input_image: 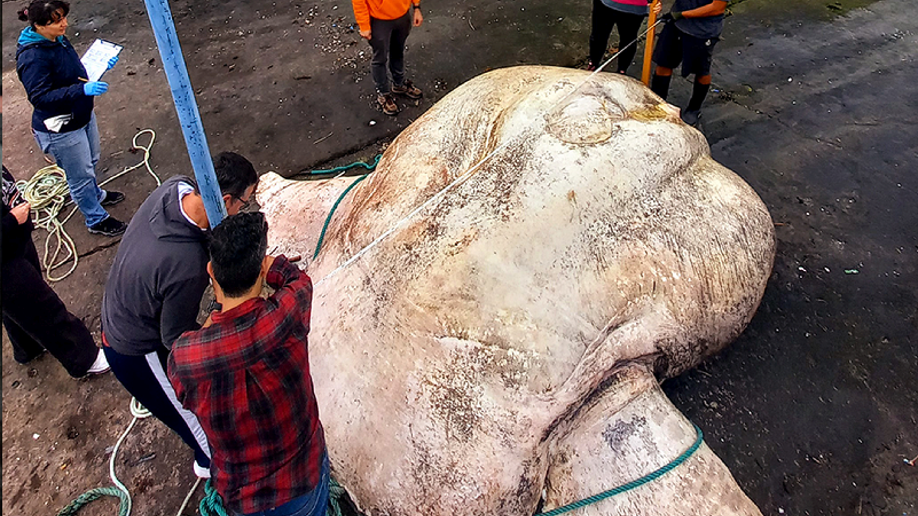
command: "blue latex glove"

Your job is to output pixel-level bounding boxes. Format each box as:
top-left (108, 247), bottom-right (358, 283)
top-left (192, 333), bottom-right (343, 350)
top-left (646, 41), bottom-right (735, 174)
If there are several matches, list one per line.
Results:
top-left (83, 81), bottom-right (109, 96)
top-left (107, 55), bottom-right (119, 70)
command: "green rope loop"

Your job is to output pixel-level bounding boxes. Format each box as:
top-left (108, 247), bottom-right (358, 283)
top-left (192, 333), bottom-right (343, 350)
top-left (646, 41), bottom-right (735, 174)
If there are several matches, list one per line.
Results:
top-left (308, 154), bottom-right (383, 261)
top-left (313, 174), bottom-right (370, 260)
top-left (308, 154), bottom-right (381, 176)
top-left (535, 424), bottom-right (704, 516)
top-left (56, 486), bottom-right (129, 516)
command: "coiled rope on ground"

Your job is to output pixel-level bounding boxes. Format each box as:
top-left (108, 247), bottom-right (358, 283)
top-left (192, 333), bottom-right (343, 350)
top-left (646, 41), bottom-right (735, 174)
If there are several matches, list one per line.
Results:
top-left (16, 129), bottom-right (160, 282)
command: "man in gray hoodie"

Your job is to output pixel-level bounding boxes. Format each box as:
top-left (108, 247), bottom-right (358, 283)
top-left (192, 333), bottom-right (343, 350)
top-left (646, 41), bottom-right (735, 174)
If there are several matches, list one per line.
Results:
top-left (100, 152), bottom-right (258, 478)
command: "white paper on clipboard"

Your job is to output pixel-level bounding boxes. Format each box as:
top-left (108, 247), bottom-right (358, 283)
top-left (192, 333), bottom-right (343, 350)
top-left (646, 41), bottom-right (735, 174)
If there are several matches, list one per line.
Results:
top-left (80, 39), bottom-right (123, 82)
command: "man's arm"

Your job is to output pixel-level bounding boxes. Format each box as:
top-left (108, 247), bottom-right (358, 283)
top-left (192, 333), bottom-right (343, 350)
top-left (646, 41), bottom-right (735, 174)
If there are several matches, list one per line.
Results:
top-left (253, 255), bottom-right (313, 351)
top-left (681, 0), bottom-right (727, 18)
top-left (412, 3), bottom-right (423, 27)
top-left (352, 0), bottom-right (372, 39)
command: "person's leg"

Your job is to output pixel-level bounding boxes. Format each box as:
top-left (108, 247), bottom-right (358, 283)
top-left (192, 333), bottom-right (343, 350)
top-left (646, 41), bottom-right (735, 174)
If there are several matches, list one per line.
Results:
top-left (305, 454), bottom-right (331, 516)
top-left (1, 244), bottom-right (98, 376)
top-left (650, 23), bottom-right (683, 99)
top-left (388, 10), bottom-right (412, 88)
top-left (278, 453), bottom-right (331, 516)
top-left (614, 11), bottom-right (644, 74)
top-left (3, 315), bottom-right (46, 364)
top-left (687, 74), bottom-right (712, 111)
top-left (103, 345), bottom-right (212, 470)
top-left (679, 35), bottom-right (718, 124)
top-left (84, 114), bottom-right (110, 204)
top-left (369, 17), bottom-right (394, 94)
top-left (588, 0), bottom-right (615, 69)
top-left (34, 124), bottom-right (109, 228)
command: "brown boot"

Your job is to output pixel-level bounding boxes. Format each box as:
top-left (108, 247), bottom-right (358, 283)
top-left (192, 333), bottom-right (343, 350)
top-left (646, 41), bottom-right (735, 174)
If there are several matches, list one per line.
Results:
top-left (377, 93), bottom-right (398, 115)
top-left (392, 80), bottom-right (422, 99)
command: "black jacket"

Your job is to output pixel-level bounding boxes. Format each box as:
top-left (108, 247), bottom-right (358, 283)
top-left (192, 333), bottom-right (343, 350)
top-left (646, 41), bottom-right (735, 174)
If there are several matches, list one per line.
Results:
top-left (16, 28), bottom-right (95, 133)
top-left (101, 176), bottom-right (210, 355)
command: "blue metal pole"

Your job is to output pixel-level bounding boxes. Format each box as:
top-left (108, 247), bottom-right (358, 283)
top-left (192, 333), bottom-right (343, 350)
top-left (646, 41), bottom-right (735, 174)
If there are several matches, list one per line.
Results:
top-left (142, 0), bottom-right (225, 227)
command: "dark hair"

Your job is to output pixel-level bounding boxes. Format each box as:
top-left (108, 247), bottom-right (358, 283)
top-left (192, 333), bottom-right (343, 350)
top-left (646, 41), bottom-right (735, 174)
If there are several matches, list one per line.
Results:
top-left (213, 152), bottom-right (258, 200)
top-left (18, 0), bottom-right (70, 26)
top-left (209, 212), bottom-right (269, 298)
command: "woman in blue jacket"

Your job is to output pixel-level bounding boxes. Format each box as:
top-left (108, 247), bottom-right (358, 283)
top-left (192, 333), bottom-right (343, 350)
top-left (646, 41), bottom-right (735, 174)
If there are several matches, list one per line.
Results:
top-left (16, 0), bottom-right (126, 237)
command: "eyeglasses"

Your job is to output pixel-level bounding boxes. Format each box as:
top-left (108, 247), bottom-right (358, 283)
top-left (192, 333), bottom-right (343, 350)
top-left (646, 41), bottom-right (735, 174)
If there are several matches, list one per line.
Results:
top-left (234, 195), bottom-right (253, 211)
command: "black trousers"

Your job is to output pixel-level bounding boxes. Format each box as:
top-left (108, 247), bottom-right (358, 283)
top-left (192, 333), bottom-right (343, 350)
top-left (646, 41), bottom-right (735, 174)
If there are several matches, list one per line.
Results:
top-left (103, 344), bottom-right (212, 469)
top-left (1, 238), bottom-right (97, 377)
top-left (369, 10), bottom-right (412, 93)
top-left (589, 0), bottom-right (645, 73)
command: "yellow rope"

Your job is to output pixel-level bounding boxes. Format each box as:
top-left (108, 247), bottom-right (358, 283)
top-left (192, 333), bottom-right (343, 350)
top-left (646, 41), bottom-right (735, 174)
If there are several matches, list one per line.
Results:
top-left (15, 129), bottom-right (159, 282)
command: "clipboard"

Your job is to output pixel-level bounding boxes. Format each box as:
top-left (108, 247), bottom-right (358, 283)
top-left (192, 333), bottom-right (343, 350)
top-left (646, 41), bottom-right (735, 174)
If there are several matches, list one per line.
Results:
top-left (80, 39), bottom-right (123, 82)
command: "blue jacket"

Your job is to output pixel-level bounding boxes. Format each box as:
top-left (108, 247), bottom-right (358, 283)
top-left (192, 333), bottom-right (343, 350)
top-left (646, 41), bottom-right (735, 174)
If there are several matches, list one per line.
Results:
top-left (16, 27), bottom-right (94, 134)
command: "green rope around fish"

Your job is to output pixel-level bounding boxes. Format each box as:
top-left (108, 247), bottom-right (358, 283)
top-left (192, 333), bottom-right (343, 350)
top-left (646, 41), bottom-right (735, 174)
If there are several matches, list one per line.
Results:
top-left (312, 154), bottom-right (382, 260)
top-left (535, 424), bottom-right (705, 516)
top-left (306, 154), bottom-right (381, 177)
top-left (199, 426), bottom-right (702, 516)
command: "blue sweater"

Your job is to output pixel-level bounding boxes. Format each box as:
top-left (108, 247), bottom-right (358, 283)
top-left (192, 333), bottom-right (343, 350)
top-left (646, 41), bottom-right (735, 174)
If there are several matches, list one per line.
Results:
top-left (16, 27), bottom-right (94, 133)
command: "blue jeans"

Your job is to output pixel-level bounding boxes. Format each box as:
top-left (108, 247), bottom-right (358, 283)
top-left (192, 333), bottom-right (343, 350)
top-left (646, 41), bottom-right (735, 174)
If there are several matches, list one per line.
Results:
top-left (239, 452), bottom-right (331, 516)
top-left (33, 113), bottom-right (110, 227)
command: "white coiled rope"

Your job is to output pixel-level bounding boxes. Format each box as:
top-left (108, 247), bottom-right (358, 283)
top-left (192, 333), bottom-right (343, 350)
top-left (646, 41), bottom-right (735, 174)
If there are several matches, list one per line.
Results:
top-left (16, 129), bottom-right (160, 282)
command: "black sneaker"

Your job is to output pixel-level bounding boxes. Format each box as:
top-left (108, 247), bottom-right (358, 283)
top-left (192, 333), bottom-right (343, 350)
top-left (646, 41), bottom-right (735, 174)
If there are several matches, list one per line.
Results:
top-left (88, 216), bottom-right (127, 237)
top-left (100, 190), bottom-right (125, 207)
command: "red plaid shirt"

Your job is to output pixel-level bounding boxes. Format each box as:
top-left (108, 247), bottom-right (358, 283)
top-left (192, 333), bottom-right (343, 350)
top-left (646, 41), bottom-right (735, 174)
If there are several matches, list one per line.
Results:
top-left (167, 255), bottom-right (326, 514)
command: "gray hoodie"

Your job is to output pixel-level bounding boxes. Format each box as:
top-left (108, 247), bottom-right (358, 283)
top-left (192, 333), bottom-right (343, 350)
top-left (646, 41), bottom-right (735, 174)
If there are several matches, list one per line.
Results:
top-left (102, 176), bottom-right (209, 355)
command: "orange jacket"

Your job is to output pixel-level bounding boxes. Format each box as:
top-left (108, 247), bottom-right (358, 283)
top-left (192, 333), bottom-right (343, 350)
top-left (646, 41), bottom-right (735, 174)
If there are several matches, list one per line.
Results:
top-left (351, 0), bottom-right (419, 32)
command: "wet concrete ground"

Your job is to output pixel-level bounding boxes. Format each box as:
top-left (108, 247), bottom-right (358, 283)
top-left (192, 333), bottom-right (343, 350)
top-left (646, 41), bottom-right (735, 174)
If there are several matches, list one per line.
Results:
top-left (2, 0), bottom-right (916, 514)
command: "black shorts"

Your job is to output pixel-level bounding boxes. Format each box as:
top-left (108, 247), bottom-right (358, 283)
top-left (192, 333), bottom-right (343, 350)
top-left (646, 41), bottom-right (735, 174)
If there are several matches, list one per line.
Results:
top-left (652, 22), bottom-right (719, 77)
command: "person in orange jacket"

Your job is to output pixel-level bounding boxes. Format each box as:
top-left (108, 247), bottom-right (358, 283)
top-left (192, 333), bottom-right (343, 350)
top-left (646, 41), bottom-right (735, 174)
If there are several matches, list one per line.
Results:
top-left (351, 0), bottom-right (424, 115)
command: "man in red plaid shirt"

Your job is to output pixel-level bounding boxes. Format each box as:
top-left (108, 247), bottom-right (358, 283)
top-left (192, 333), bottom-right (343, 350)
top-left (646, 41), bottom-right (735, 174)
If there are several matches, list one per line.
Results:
top-left (167, 212), bottom-right (329, 516)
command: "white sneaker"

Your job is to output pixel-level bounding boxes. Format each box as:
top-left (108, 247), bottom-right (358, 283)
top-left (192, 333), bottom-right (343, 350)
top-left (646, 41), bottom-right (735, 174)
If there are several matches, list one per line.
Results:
top-left (86, 349), bottom-right (111, 375)
top-left (194, 461), bottom-right (212, 479)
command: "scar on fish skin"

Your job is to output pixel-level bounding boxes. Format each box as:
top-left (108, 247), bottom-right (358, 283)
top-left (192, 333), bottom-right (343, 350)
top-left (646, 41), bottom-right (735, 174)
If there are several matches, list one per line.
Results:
top-left (568, 190), bottom-right (578, 223)
top-left (629, 104), bottom-right (672, 122)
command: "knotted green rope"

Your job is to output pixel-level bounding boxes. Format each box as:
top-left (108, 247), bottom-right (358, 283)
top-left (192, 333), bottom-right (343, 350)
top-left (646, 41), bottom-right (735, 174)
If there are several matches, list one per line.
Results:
top-left (535, 424), bottom-right (705, 516)
top-left (199, 479), bottom-right (231, 516)
top-left (55, 486), bottom-right (129, 516)
top-left (327, 478), bottom-right (349, 516)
